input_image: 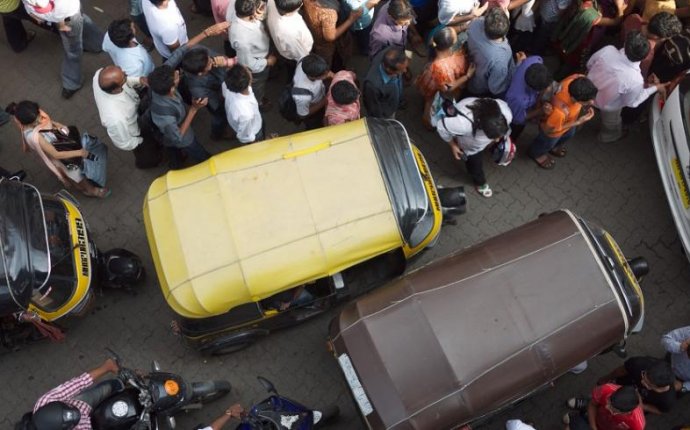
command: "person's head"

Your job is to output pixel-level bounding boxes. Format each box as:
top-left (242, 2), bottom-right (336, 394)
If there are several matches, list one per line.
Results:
top-left (225, 65), bottom-right (252, 93)
top-left (432, 27), bottom-right (457, 52)
top-left (608, 386), bottom-right (640, 414)
top-left (31, 401), bottom-right (81, 430)
top-left (468, 98), bottom-right (508, 140)
top-left (98, 65), bottom-right (127, 94)
top-left (647, 12), bottom-right (682, 41)
top-left (148, 0), bottom-right (167, 7)
top-left (236, 0), bottom-right (258, 18)
top-left (624, 30), bottom-right (650, 62)
top-left (276, 0), bottom-right (302, 14)
top-left (644, 361), bottom-right (675, 389)
top-left (525, 63), bottom-right (552, 92)
top-left (382, 47), bottom-right (409, 76)
top-left (484, 7), bottom-right (510, 40)
top-left (301, 54), bottom-right (330, 80)
top-left (107, 18), bottom-right (135, 48)
top-left (5, 100), bottom-right (40, 126)
top-left (181, 48), bottom-right (212, 75)
top-left (148, 65), bottom-right (178, 95)
top-left (387, 0), bottom-right (415, 27)
top-left (568, 76), bottom-right (598, 105)
top-left (331, 80), bottom-right (360, 106)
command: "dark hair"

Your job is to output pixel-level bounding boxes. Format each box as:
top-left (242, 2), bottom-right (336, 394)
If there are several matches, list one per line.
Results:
top-left (609, 386), bottom-right (639, 413)
top-left (568, 77), bottom-right (598, 102)
top-left (6, 100), bottom-right (39, 125)
top-left (646, 361), bottom-right (675, 387)
top-left (148, 65), bottom-right (176, 95)
top-left (181, 48), bottom-right (210, 75)
top-left (484, 8), bottom-right (510, 39)
top-left (236, 0), bottom-right (258, 18)
top-left (624, 30), bottom-right (650, 62)
top-left (382, 47), bottom-right (408, 72)
top-left (225, 65), bottom-right (251, 92)
top-left (388, 0), bottom-right (414, 21)
top-left (433, 27), bottom-right (456, 51)
top-left (468, 98), bottom-right (508, 139)
top-left (107, 19), bottom-right (134, 48)
top-left (648, 12), bottom-right (682, 39)
top-left (525, 63), bottom-right (552, 91)
top-left (275, 0), bottom-right (302, 14)
top-left (301, 54), bottom-right (329, 79)
top-left (148, 0), bottom-right (166, 6)
top-left (331, 80), bottom-right (359, 105)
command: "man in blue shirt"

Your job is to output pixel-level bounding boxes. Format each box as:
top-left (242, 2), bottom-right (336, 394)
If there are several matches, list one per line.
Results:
top-left (504, 55), bottom-right (554, 140)
top-left (363, 46), bottom-right (408, 119)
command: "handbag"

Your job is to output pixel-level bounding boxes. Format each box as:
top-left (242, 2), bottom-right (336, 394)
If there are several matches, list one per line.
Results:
top-left (40, 127), bottom-right (83, 167)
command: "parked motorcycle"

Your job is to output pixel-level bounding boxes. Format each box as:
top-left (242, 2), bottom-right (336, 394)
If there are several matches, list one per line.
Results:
top-left (90, 350), bottom-right (231, 429)
top-left (236, 377), bottom-right (338, 429)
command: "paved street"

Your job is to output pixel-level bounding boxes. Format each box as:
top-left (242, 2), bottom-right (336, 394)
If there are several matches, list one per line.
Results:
top-left (1, 1), bottom-right (690, 428)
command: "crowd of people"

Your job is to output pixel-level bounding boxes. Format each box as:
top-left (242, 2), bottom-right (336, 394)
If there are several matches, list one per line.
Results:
top-left (1, 0), bottom-right (690, 200)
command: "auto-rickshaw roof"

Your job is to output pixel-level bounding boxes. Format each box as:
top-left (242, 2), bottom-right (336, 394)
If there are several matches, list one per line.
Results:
top-left (332, 210), bottom-right (630, 429)
top-left (0, 180), bottom-right (50, 315)
top-left (144, 119), bottom-right (405, 318)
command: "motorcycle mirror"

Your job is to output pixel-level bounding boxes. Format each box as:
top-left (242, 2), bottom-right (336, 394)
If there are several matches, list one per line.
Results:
top-left (257, 376), bottom-right (277, 394)
top-left (151, 360), bottom-right (161, 372)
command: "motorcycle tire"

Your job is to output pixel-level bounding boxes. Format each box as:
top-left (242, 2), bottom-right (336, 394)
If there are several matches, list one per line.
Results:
top-left (314, 404), bottom-right (340, 428)
top-left (190, 380), bottom-right (232, 404)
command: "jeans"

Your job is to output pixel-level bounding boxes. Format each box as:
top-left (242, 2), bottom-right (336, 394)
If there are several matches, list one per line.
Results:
top-left (130, 13), bottom-right (151, 38)
top-left (60, 13), bottom-right (104, 90)
top-left (465, 151), bottom-right (486, 186)
top-left (74, 379), bottom-right (124, 407)
top-left (353, 26), bottom-right (372, 56)
top-left (167, 137), bottom-right (211, 169)
top-left (528, 127), bottom-right (577, 159)
top-left (510, 123), bottom-right (526, 141)
top-left (209, 104), bottom-right (227, 139)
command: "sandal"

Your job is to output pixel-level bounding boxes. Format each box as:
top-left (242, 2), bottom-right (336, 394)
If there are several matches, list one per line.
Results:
top-left (549, 146), bottom-right (567, 157)
top-left (475, 183), bottom-right (493, 198)
top-left (96, 187), bottom-right (111, 199)
top-left (534, 155), bottom-right (555, 170)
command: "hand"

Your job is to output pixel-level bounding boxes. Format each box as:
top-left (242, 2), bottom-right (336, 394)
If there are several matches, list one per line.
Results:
top-left (466, 63), bottom-right (476, 79)
top-left (212, 56), bottom-right (228, 67)
top-left (647, 73), bottom-right (660, 85)
top-left (656, 82), bottom-right (668, 100)
top-left (225, 403), bottom-right (244, 418)
top-left (58, 22), bottom-right (72, 32)
top-left (349, 7), bottom-right (364, 20)
top-left (80, 149), bottom-right (89, 158)
top-left (104, 358), bottom-right (119, 374)
top-left (515, 51), bottom-right (527, 64)
top-left (266, 53), bottom-right (278, 67)
top-left (578, 108), bottom-right (595, 124)
top-left (472, 2), bottom-right (488, 16)
top-left (614, 0), bottom-right (626, 13)
top-left (326, 71), bottom-right (335, 80)
top-left (450, 141), bottom-right (464, 160)
top-left (204, 22), bottom-right (230, 37)
top-left (681, 339), bottom-right (690, 351)
top-left (192, 97), bottom-right (208, 110)
top-left (139, 76), bottom-right (149, 87)
top-left (542, 102), bottom-right (553, 116)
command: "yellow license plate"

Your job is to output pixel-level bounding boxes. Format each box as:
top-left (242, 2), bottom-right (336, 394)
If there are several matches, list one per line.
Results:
top-left (671, 157), bottom-right (690, 209)
top-left (604, 233), bottom-right (643, 308)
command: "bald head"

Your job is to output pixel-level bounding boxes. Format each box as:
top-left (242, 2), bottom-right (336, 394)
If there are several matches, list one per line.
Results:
top-left (99, 66), bottom-right (126, 94)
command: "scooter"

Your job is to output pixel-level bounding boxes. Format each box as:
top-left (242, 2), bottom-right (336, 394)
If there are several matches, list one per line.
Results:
top-left (236, 377), bottom-right (339, 429)
top-left (91, 350), bottom-right (232, 429)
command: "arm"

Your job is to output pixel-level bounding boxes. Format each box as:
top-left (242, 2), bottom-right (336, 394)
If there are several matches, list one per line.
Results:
top-left (661, 327), bottom-right (690, 354)
top-left (36, 133), bottom-right (88, 160)
top-left (307, 96), bottom-right (329, 116)
top-left (508, 0), bottom-right (532, 11)
top-left (324, 9), bottom-right (363, 42)
top-left (179, 99), bottom-right (207, 137)
top-left (642, 403), bottom-right (663, 415)
top-left (87, 359), bottom-right (119, 382)
top-left (445, 63), bottom-right (476, 91)
top-left (164, 22), bottom-right (231, 67)
top-left (208, 404), bottom-right (244, 430)
top-left (587, 399), bottom-right (599, 430)
top-left (622, 83), bottom-right (659, 108)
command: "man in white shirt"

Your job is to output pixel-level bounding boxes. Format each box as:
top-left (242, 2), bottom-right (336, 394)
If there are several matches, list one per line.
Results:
top-left (266, 0), bottom-right (313, 62)
top-left (103, 18), bottom-right (155, 78)
top-left (92, 65), bottom-right (161, 168)
top-left (587, 30), bottom-right (667, 143)
top-left (293, 54), bottom-right (332, 129)
top-left (142, 0), bottom-right (188, 59)
top-left (230, 0), bottom-right (276, 106)
top-left (222, 65), bottom-right (264, 143)
top-left (23, 0), bottom-right (104, 99)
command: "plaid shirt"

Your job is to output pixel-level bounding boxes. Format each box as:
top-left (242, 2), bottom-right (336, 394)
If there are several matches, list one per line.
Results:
top-left (34, 373), bottom-right (94, 430)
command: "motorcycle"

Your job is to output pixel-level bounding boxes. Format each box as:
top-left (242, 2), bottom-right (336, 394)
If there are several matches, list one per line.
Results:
top-left (90, 350), bottom-right (231, 430)
top-left (236, 377), bottom-right (338, 429)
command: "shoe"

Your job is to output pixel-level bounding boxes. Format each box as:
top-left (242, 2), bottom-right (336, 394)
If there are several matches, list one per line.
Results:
top-left (61, 87), bottom-right (81, 99)
top-left (562, 412), bottom-right (571, 425)
top-left (567, 397), bottom-right (589, 410)
top-left (475, 183), bottom-right (493, 198)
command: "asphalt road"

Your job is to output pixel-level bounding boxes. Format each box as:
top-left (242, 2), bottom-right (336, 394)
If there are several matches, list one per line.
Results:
top-left (1, 1), bottom-right (689, 429)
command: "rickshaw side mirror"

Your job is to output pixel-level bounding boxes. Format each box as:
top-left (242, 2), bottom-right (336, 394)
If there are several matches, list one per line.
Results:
top-left (257, 376), bottom-right (277, 394)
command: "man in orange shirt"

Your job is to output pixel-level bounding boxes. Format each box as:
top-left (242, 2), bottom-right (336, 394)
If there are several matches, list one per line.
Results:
top-left (528, 74), bottom-right (598, 170)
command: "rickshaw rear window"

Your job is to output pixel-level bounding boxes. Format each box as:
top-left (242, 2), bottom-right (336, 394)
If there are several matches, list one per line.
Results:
top-left (367, 120), bottom-right (429, 244)
top-left (42, 199), bottom-right (75, 279)
top-left (31, 277), bottom-right (74, 312)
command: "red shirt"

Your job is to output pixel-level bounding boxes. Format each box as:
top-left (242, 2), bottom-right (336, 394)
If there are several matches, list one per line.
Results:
top-left (592, 384), bottom-right (646, 430)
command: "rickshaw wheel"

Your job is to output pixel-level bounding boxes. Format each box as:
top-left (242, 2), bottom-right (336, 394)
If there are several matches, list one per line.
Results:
top-left (200, 329), bottom-right (267, 356)
top-left (207, 341), bottom-right (252, 355)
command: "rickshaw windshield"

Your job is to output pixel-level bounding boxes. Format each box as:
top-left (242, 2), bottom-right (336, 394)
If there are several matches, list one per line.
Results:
top-left (30, 198), bottom-right (76, 313)
top-left (367, 120), bottom-right (429, 246)
top-left (0, 181), bottom-right (50, 311)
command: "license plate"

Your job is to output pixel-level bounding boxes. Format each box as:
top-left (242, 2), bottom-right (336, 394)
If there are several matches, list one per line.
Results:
top-left (671, 157), bottom-right (690, 209)
top-left (338, 354), bottom-right (373, 416)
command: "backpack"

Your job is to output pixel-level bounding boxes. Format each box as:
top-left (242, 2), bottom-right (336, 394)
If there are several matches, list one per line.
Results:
top-left (278, 86), bottom-right (313, 123)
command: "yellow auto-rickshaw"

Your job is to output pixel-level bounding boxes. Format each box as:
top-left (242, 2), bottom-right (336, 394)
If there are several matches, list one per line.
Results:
top-left (0, 180), bottom-right (144, 349)
top-left (143, 119), bottom-right (465, 354)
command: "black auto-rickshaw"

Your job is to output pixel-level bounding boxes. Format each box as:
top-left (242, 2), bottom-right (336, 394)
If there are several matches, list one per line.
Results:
top-left (0, 179), bottom-right (144, 349)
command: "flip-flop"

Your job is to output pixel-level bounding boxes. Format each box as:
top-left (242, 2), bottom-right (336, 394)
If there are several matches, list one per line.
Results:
top-left (549, 146), bottom-right (567, 157)
top-left (97, 188), bottom-right (111, 198)
top-left (475, 183), bottom-right (493, 198)
top-left (534, 155), bottom-right (555, 170)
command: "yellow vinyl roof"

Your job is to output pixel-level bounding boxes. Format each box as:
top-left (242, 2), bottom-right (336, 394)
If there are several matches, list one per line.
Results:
top-left (143, 120), bottom-right (402, 318)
